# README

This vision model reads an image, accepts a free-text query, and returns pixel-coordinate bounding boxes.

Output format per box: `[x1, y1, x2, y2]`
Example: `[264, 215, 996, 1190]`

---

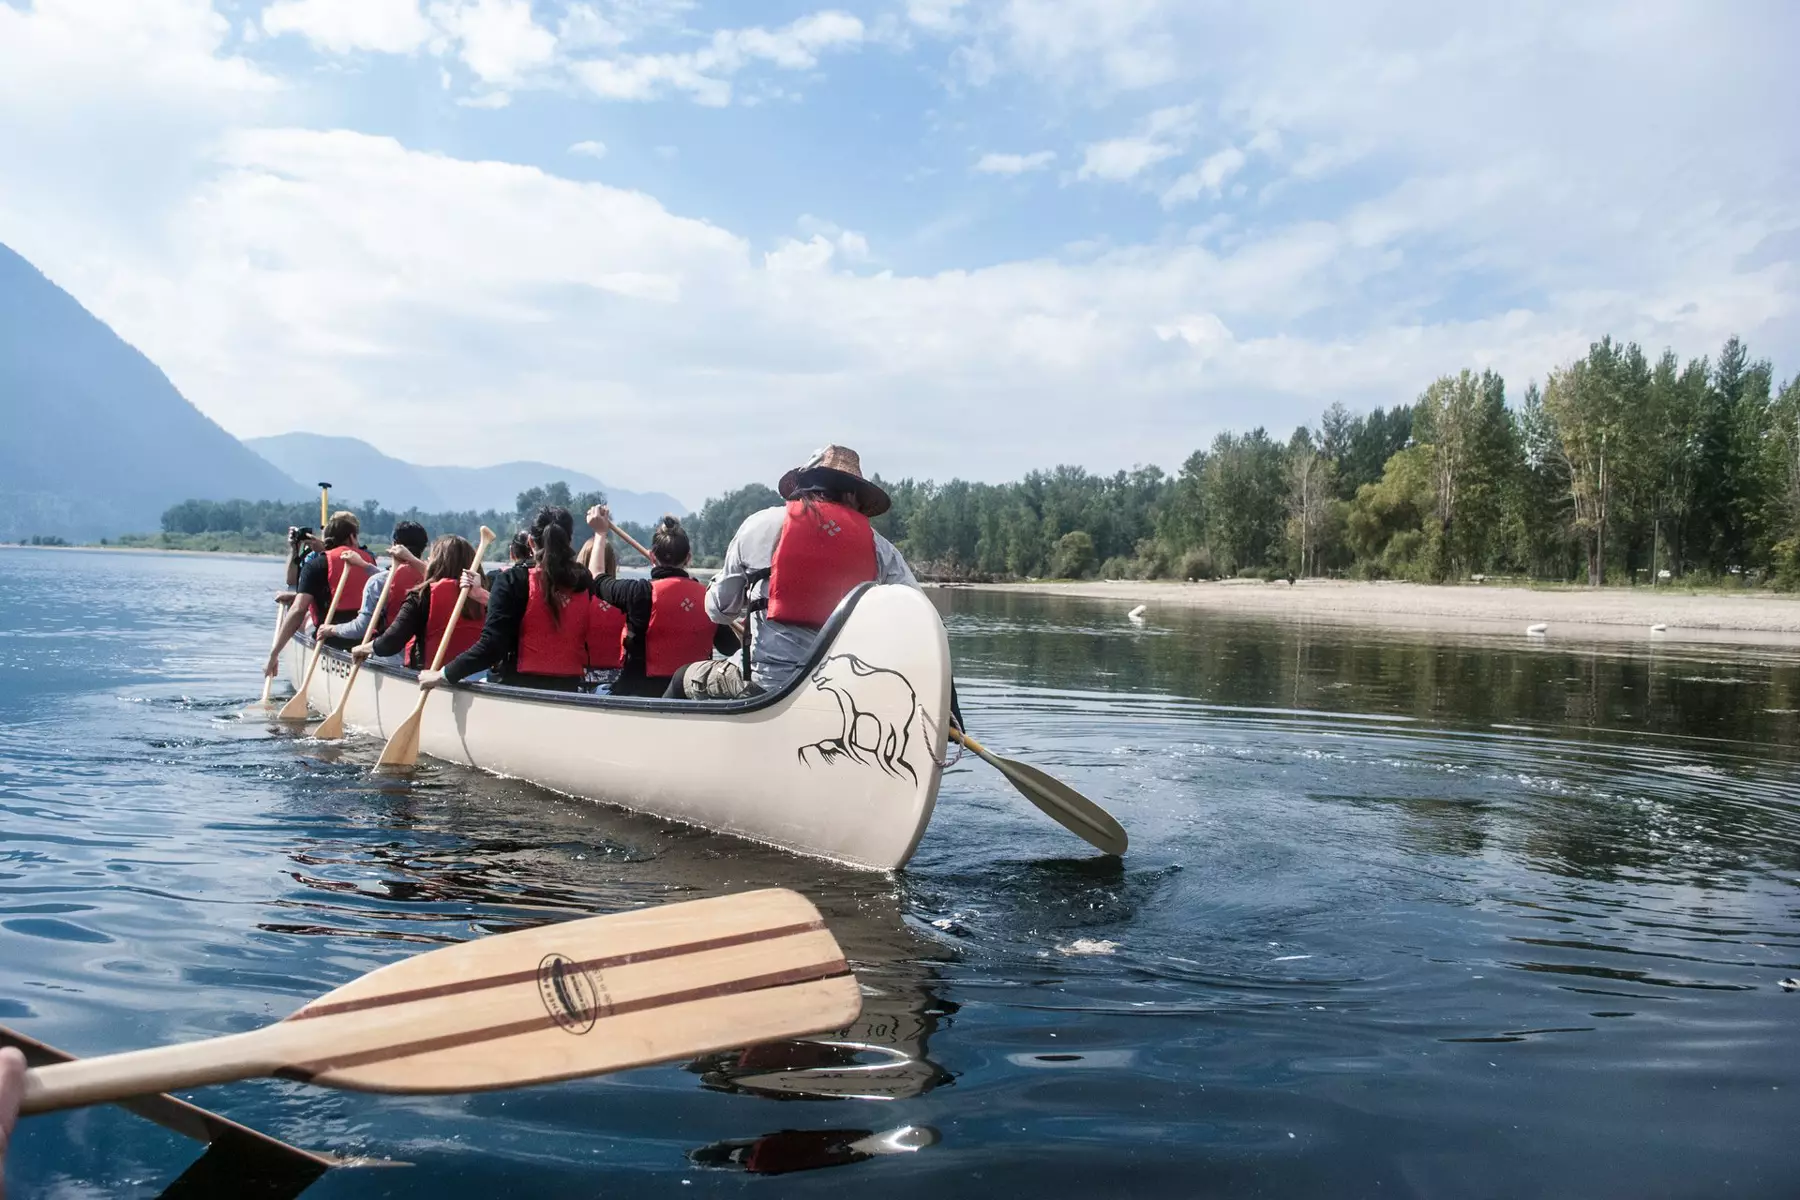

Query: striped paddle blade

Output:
[22, 889, 860, 1113]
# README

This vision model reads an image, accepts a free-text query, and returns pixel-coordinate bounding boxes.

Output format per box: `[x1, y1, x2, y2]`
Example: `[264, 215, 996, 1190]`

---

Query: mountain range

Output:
[244, 434, 686, 526]
[0, 241, 688, 539]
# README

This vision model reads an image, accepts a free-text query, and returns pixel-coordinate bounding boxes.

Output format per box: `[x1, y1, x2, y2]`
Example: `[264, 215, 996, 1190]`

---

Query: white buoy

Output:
[1650, 623, 1667, 633]
[1526, 622, 1548, 636]
[1127, 604, 1147, 623]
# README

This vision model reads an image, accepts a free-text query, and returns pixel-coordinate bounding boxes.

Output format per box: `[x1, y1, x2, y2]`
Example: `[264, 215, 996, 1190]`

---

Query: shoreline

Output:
[952, 578, 1800, 645]
[2, 543, 283, 563]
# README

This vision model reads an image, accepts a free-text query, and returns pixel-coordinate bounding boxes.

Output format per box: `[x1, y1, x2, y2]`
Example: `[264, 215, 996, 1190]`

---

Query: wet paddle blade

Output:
[23, 889, 860, 1113]
[313, 661, 360, 741]
[274, 685, 313, 722]
[954, 731, 1128, 856]
[374, 701, 424, 768]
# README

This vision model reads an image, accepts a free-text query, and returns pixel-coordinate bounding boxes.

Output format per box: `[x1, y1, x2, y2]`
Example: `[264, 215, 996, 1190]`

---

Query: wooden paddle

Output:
[376, 526, 495, 768]
[950, 728, 1128, 856]
[21, 888, 859, 1115]
[254, 599, 289, 709]
[276, 567, 354, 721]
[314, 558, 404, 741]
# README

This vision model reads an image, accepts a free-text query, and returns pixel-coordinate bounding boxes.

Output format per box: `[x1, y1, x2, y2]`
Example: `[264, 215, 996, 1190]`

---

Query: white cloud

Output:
[568, 139, 609, 159]
[570, 9, 865, 105]
[974, 150, 1056, 176]
[262, 0, 432, 54]
[1076, 103, 1200, 182]
[1161, 145, 1246, 207]
[428, 0, 558, 85]
[906, 0, 969, 36]
[1077, 137, 1176, 182]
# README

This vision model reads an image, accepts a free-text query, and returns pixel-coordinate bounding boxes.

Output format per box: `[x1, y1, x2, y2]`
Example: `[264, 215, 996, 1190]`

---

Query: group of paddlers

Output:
[262, 445, 917, 701]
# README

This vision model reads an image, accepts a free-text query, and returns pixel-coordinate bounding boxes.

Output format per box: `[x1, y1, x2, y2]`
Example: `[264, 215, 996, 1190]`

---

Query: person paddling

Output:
[317, 520, 429, 653]
[262, 510, 380, 678]
[674, 445, 918, 700]
[356, 534, 484, 670]
[583, 509, 739, 698]
[418, 506, 597, 694]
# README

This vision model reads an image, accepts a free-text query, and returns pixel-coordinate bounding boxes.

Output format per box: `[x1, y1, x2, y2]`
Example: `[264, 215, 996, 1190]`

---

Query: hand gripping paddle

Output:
[22, 888, 860, 1115]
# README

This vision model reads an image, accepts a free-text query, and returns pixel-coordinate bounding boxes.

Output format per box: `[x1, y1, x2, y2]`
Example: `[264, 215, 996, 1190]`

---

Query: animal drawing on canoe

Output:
[798, 654, 922, 785]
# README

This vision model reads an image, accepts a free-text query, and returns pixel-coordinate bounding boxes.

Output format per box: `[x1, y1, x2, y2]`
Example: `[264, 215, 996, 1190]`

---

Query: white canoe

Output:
[281, 583, 951, 871]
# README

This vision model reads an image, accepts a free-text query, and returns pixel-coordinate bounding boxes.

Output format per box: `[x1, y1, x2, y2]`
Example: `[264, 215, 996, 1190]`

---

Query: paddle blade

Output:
[374, 704, 423, 768]
[312, 708, 345, 741]
[275, 687, 312, 721]
[279, 889, 860, 1095]
[955, 731, 1128, 857]
[995, 753, 1129, 856]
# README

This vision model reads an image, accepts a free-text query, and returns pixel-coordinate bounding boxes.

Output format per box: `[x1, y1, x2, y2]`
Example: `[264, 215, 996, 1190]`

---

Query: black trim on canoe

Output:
[297, 581, 880, 715]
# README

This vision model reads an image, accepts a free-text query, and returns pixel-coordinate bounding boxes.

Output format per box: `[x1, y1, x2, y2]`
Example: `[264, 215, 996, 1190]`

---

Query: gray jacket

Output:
[705, 505, 918, 688]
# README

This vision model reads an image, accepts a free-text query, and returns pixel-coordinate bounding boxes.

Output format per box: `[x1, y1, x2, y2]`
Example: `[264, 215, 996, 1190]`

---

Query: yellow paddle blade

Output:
[23, 889, 860, 1113]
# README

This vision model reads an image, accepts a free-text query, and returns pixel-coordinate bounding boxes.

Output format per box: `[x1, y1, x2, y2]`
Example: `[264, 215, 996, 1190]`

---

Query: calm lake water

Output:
[3, 547, 1799, 1198]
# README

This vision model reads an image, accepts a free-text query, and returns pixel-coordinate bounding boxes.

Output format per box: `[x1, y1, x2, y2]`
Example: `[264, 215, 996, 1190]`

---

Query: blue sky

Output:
[2, 0, 1796, 508]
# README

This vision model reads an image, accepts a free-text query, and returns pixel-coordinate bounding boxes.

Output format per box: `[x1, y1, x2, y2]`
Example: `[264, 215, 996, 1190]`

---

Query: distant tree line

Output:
[159, 481, 656, 561]
[685, 334, 1798, 589]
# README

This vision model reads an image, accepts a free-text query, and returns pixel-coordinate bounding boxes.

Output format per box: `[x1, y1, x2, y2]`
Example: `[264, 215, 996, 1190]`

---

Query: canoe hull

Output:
[281, 584, 948, 871]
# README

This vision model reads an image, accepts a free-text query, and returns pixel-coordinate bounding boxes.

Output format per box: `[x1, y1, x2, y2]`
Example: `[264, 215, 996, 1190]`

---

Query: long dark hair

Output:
[411, 534, 480, 619]
[651, 515, 690, 567]
[531, 506, 590, 619]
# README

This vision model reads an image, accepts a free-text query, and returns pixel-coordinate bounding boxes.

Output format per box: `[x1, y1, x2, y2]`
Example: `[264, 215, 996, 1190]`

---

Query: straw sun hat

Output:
[777, 445, 892, 517]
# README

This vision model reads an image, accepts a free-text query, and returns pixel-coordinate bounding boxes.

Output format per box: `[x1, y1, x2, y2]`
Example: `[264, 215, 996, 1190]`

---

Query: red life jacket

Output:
[764, 499, 877, 629]
[324, 546, 374, 622]
[381, 563, 425, 631]
[416, 577, 483, 668]
[585, 594, 626, 670]
[515, 568, 591, 678]
[644, 575, 715, 677]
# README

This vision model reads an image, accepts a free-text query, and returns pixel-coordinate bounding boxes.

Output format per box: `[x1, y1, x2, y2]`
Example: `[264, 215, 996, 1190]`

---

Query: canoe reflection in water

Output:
[691, 1125, 940, 1176]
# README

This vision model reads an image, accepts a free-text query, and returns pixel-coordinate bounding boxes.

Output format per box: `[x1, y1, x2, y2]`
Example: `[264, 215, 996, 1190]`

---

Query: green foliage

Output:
[689, 482, 783, 563]
[1048, 530, 1097, 579]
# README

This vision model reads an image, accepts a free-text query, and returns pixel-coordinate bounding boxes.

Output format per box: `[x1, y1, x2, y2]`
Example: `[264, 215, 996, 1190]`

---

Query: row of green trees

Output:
[683, 334, 1798, 588]
[160, 482, 656, 558]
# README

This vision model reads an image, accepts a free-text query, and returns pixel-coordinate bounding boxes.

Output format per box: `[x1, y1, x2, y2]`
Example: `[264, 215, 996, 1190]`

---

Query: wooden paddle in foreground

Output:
[950, 728, 1128, 857]
[376, 526, 495, 768]
[314, 559, 404, 740]
[276, 568, 353, 721]
[21, 887, 860, 1115]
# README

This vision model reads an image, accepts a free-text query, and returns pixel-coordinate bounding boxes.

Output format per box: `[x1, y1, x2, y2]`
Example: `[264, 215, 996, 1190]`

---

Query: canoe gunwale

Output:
[299, 581, 882, 715]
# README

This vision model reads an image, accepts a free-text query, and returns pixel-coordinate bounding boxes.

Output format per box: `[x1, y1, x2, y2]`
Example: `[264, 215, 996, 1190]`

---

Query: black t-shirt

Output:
[296, 547, 372, 626]
[594, 566, 739, 694]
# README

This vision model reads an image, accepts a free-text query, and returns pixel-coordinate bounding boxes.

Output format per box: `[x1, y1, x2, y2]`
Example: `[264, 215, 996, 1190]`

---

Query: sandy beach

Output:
[959, 578, 1800, 644]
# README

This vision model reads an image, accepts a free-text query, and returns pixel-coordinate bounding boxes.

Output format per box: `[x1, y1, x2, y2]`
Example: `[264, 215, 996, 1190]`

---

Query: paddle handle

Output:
[612, 526, 654, 564]
[22, 1029, 280, 1116]
[357, 560, 403, 650]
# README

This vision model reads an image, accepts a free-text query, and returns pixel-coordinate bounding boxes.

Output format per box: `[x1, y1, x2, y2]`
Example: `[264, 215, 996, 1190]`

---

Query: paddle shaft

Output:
[316, 558, 404, 737]
[25, 1027, 289, 1114]
[258, 600, 288, 705]
[277, 566, 353, 720]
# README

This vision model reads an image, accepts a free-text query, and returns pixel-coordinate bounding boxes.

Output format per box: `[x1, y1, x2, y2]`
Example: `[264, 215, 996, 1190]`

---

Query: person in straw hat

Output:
[668, 444, 920, 700]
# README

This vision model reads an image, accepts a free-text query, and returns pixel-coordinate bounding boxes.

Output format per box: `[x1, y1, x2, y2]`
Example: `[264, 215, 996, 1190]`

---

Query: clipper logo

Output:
[537, 954, 606, 1034]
